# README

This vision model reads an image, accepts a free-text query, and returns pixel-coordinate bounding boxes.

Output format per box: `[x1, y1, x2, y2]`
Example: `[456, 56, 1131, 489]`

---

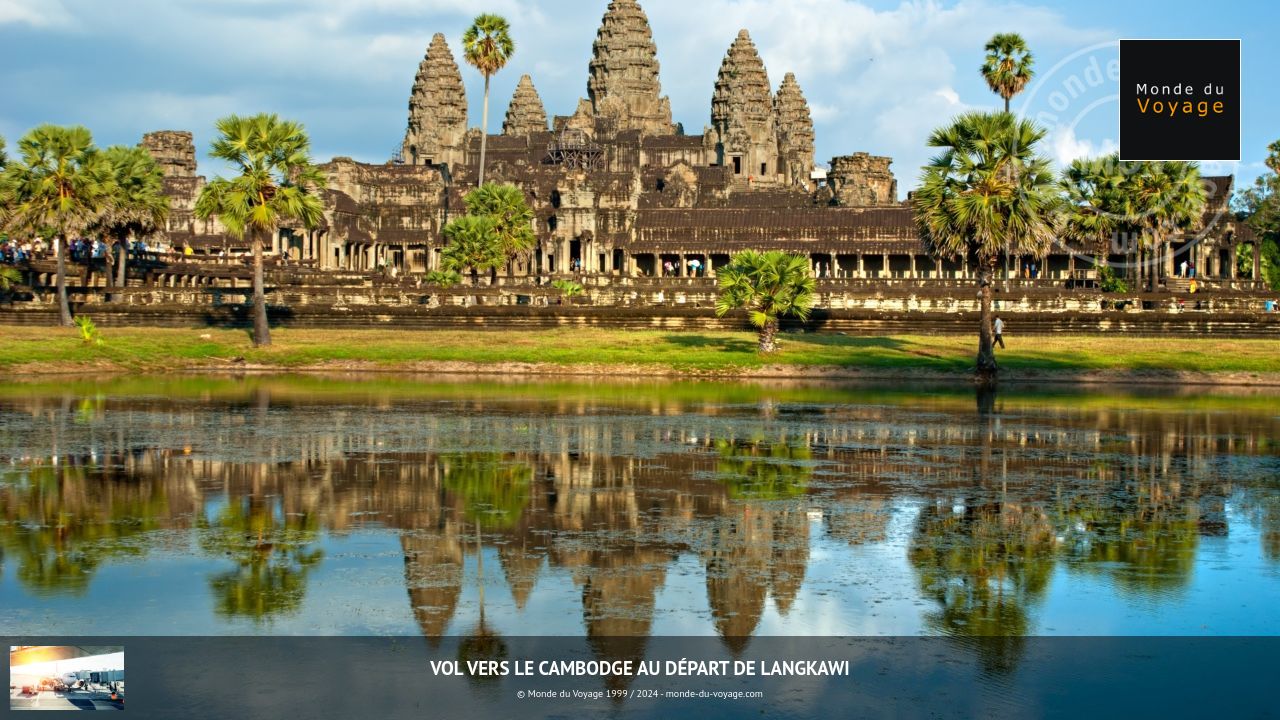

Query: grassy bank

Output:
[1, 325, 1277, 381]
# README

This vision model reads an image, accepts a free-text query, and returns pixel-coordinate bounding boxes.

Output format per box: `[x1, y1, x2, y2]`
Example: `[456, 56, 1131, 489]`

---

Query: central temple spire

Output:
[708, 29, 778, 180]
[586, 0, 674, 135]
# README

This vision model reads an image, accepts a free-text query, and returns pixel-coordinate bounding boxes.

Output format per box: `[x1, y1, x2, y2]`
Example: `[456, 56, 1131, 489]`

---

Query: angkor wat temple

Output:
[5, 0, 1272, 335]
[136, 0, 1261, 289]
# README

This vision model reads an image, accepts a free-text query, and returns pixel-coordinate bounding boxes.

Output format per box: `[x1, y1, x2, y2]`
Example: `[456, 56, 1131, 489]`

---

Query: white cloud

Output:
[0, 0, 71, 26]
[1049, 125, 1118, 165]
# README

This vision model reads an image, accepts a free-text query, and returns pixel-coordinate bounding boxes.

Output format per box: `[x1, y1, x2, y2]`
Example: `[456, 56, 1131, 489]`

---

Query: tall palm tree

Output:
[194, 114, 327, 347]
[94, 145, 169, 301]
[714, 250, 816, 353]
[1131, 161, 1205, 289]
[0, 125, 114, 326]
[462, 14, 515, 186]
[981, 33, 1035, 113]
[463, 182, 535, 275]
[441, 214, 504, 285]
[913, 111, 1059, 381]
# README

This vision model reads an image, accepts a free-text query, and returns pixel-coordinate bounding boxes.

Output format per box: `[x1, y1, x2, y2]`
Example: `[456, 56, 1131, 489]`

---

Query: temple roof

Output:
[587, 0, 674, 135]
[403, 33, 468, 157]
[503, 75, 549, 136]
[710, 30, 774, 146]
[775, 72, 815, 176]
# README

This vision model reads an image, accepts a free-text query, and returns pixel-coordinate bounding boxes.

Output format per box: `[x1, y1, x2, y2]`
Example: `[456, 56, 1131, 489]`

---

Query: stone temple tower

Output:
[774, 73, 816, 189]
[502, 75, 549, 136]
[402, 33, 469, 169]
[707, 30, 779, 181]
[587, 0, 675, 135]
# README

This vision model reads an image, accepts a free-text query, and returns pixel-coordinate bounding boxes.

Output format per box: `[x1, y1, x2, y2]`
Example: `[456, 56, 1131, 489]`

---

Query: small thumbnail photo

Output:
[10, 646, 124, 711]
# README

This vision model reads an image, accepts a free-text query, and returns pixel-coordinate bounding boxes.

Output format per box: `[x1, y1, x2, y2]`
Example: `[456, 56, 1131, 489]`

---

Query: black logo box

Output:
[1119, 39, 1240, 161]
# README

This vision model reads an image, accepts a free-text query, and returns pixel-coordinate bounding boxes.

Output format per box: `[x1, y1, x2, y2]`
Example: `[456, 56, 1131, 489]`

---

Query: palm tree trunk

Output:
[758, 317, 779, 353]
[115, 240, 128, 302]
[56, 235, 73, 327]
[251, 230, 271, 347]
[977, 256, 998, 383]
[479, 74, 491, 186]
[1004, 96, 1010, 114]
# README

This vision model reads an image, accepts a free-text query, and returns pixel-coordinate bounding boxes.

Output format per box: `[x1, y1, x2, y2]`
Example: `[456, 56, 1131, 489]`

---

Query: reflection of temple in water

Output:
[2, 384, 1278, 648]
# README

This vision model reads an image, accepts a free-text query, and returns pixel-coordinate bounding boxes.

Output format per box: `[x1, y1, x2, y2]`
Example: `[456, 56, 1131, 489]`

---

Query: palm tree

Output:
[462, 14, 515, 185]
[441, 214, 504, 285]
[463, 182, 535, 276]
[0, 125, 114, 326]
[194, 114, 327, 347]
[0, 134, 7, 168]
[714, 250, 816, 353]
[94, 145, 169, 301]
[981, 33, 1035, 113]
[1059, 156, 1130, 267]
[1130, 161, 1205, 290]
[913, 111, 1059, 381]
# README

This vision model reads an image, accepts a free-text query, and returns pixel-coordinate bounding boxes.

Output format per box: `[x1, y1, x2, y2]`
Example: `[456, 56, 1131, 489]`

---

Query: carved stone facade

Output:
[141, 131, 197, 178]
[706, 30, 778, 183]
[146, 1, 980, 280]
[402, 33, 469, 169]
[774, 73, 816, 190]
[502, 75, 549, 136]
[140, 131, 226, 250]
[828, 153, 898, 208]
[586, 0, 674, 136]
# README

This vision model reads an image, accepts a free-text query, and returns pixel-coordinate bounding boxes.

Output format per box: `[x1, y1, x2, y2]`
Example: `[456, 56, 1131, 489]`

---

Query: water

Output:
[1, 376, 1277, 640]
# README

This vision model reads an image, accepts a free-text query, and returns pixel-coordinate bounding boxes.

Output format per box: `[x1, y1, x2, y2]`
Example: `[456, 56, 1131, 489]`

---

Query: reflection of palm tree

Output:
[0, 463, 167, 596]
[908, 501, 1056, 674]
[458, 521, 506, 687]
[714, 438, 812, 500]
[1058, 479, 1199, 595]
[198, 496, 323, 621]
[441, 454, 532, 529]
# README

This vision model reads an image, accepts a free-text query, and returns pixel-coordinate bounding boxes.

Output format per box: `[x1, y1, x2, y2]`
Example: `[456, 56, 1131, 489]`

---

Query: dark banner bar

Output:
[6, 637, 1279, 719]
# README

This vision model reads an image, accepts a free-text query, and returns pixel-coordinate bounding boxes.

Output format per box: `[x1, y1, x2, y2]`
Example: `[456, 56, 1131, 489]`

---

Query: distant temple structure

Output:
[141, 0, 1261, 287]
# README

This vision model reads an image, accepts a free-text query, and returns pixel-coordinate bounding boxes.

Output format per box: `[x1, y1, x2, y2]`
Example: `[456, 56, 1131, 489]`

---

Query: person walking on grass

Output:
[994, 315, 1006, 349]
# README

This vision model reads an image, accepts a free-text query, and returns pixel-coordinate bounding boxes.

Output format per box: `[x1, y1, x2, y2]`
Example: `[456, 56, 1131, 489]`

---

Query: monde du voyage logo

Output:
[1120, 39, 1240, 161]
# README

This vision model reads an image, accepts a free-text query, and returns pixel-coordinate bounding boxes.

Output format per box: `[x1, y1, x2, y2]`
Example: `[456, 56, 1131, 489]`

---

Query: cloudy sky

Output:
[2, 0, 1275, 198]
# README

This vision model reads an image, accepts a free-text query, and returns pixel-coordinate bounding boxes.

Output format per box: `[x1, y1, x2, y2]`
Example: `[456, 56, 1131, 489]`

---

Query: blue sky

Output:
[1, 0, 1275, 198]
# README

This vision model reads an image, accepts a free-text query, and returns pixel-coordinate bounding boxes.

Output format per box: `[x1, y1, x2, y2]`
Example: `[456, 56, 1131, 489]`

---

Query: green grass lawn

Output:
[1, 325, 1277, 375]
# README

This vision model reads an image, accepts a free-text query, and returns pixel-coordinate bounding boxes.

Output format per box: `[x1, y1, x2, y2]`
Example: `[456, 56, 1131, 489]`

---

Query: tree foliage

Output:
[441, 215, 504, 283]
[93, 145, 169, 244]
[194, 113, 327, 347]
[463, 13, 515, 186]
[913, 111, 1057, 379]
[715, 250, 815, 353]
[1234, 139, 1280, 290]
[914, 112, 1059, 263]
[464, 183, 536, 260]
[0, 124, 115, 326]
[980, 33, 1034, 112]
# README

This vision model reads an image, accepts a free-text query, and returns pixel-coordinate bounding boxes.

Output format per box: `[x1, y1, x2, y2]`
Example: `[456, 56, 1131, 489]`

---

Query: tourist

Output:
[993, 316, 1006, 349]
[1180, 259, 1188, 278]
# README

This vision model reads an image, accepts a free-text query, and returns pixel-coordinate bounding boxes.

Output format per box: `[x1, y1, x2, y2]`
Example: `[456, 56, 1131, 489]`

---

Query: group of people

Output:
[0, 237, 41, 263]
[1178, 260, 1199, 278]
[660, 258, 705, 277]
[0, 236, 176, 265]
